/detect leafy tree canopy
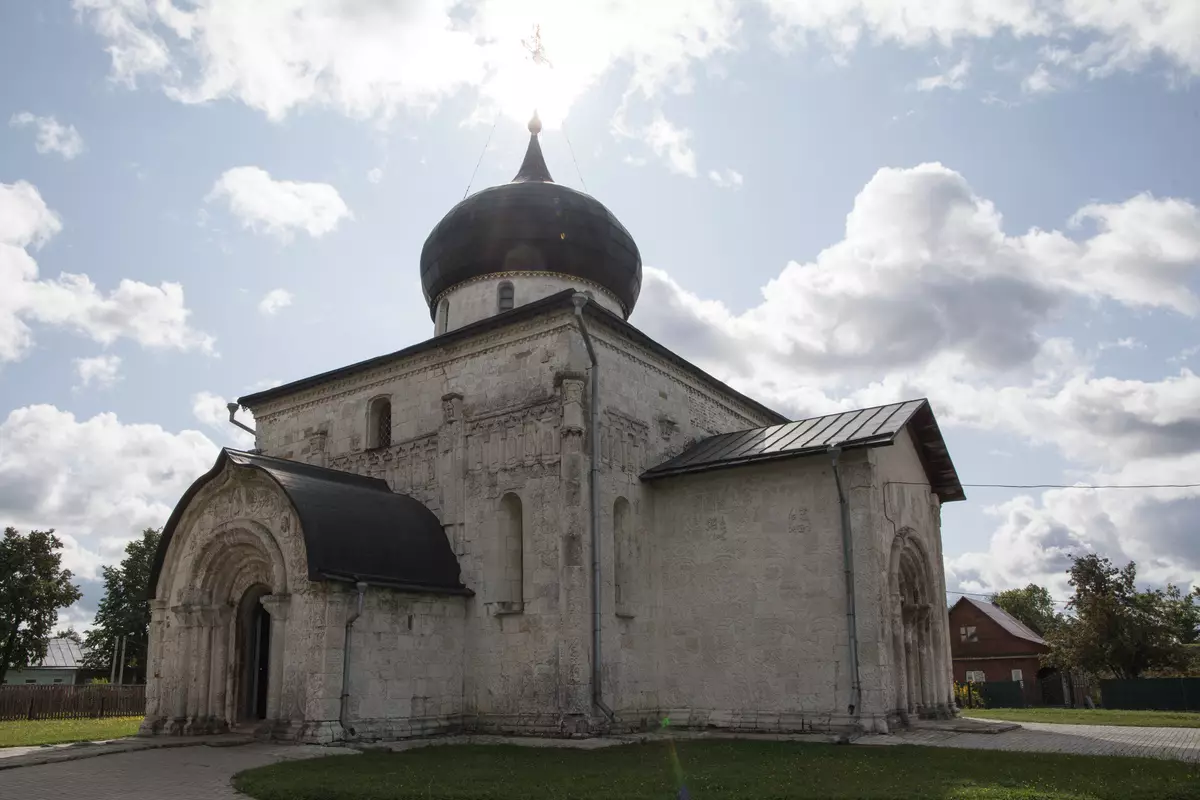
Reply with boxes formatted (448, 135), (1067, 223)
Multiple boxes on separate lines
(0, 527), (82, 684)
(82, 528), (161, 683)
(990, 583), (1061, 636)
(1045, 553), (1198, 679)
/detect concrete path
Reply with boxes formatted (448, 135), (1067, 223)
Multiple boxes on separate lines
(0, 741), (354, 800)
(869, 718), (1200, 762)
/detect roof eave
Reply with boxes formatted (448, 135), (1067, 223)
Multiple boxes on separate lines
(641, 436), (894, 482)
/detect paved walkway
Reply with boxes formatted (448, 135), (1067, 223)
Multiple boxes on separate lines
(870, 718), (1200, 762)
(0, 741), (354, 800)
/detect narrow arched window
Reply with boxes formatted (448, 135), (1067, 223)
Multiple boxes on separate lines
(497, 281), (515, 312)
(498, 493), (524, 611)
(368, 397), (392, 449)
(614, 497), (634, 616)
(437, 299), (450, 334)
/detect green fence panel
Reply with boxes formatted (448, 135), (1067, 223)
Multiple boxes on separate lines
(979, 681), (1027, 708)
(1100, 678), (1200, 711)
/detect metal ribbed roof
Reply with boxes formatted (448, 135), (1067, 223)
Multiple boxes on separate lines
(150, 449), (472, 598)
(35, 637), (84, 669)
(642, 398), (965, 503)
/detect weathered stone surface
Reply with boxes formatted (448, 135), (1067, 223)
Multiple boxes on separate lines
(146, 305), (953, 742)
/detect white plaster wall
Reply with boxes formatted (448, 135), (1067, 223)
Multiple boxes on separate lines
(435, 274), (624, 335)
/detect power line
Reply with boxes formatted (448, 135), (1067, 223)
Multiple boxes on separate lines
(948, 589), (1072, 605)
(462, 117), (498, 200)
(561, 119), (589, 193)
(887, 480), (1200, 491)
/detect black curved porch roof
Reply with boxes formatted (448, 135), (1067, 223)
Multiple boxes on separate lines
(149, 449), (471, 599)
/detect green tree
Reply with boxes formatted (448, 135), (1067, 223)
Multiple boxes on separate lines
(82, 528), (161, 683)
(0, 527), (83, 684)
(54, 627), (82, 644)
(990, 583), (1060, 636)
(1045, 554), (1192, 679)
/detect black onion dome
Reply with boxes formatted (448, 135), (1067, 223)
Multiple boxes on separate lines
(420, 115), (642, 319)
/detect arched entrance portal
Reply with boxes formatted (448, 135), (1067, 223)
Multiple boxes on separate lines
(237, 584), (272, 722)
(888, 530), (949, 720)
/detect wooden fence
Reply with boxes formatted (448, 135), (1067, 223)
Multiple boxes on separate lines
(0, 684), (145, 721)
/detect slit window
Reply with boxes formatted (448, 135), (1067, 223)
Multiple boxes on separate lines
(498, 282), (515, 312)
(369, 397), (392, 449)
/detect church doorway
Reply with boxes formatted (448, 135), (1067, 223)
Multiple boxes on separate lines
(237, 585), (272, 722)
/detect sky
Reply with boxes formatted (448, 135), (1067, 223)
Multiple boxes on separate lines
(1, 0), (1198, 631)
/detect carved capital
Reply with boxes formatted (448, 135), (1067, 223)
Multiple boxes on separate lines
(259, 593), (291, 621)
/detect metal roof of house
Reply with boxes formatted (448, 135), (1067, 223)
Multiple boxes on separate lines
(150, 449), (472, 598)
(33, 637), (84, 670)
(957, 596), (1047, 646)
(641, 398), (965, 502)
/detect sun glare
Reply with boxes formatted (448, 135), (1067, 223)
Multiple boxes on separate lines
(481, 24), (585, 130)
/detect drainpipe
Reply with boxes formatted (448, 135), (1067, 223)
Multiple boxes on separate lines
(571, 293), (615, 722)
(226, 402), (256, 437)
(829, 447), (863, 729)
(339, 581), (368, 738)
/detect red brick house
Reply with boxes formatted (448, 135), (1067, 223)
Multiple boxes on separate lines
(949, 596), (1052, 705)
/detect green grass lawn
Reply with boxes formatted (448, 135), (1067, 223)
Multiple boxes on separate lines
(963, 708), (1200, 728)
(233, 740), (1200, 800)
(0, 716), (142, 748)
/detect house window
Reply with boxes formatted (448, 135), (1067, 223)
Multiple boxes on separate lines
(368, 397), (392, 449)
(52, 679), (63, 684)
(497, 281), (515, 312)
(965, 670), (986, 683)
(959, 625), (977, 643)
(1011, 669), (1024, 684)
(25, 679), (35, 684)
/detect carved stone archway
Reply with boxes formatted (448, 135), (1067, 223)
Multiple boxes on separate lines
(887, 529), (949, 720)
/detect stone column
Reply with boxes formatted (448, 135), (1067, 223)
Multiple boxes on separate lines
(259, 594), (291, 722)
(207, 606), (233, 731)
(891, 602), (907, 714)
(919, 608), (936, 713)
(171, 606), (194, 734)
(904, 613), (919, 714)
(142, 599), (169, 724)
(557, 372), (592, 725)
(188, 608), (216, 733)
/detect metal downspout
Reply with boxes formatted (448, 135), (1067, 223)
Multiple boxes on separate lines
(571, 293), (615, 721)
(829, 448), (863, 730)
(339, 581), (368, 738)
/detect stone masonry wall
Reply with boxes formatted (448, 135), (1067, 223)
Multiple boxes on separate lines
(645, 456), (859, 732)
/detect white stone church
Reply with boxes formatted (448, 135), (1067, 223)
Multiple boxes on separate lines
(142, 117), (965, 743)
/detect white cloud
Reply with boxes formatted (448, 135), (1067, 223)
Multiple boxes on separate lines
(0, 404), (218, 580)
(366, 167), (384, 184)
(0, 181), (215, 363)
(632, 162), (1200, 595)
(73, 354), (122, 388)
(9, 112), (85, 160)
(762, 0), (1200, 78)
(73, 0), (740, 125)
(916, 55), (971, 91)
(635, 163), (1200, 401)
(1022, 62), (1063, 93)
(258, 288), (294, 316)
(207, 167), (352, 241)
(191, 391), (255, 449)
(708, 168), (744, 188)
(641, 113), (698, 177)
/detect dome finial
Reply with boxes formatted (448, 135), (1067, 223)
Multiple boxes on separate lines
(512, 111), (553, 183)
